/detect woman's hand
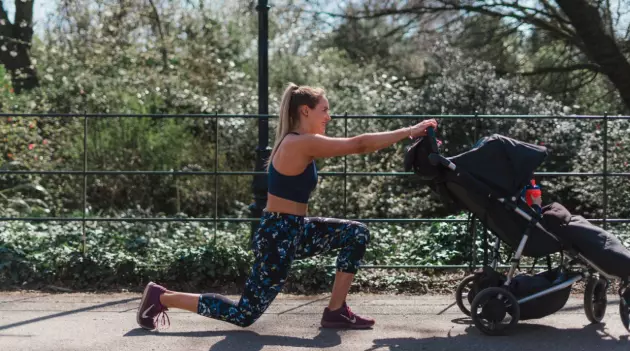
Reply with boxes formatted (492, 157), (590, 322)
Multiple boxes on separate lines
(409, 119), (438, 138)
(530, 193), (543, 206)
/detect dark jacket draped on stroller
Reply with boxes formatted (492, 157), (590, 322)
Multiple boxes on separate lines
(540, 202), (630, 278)
(404, 132), (630, 336)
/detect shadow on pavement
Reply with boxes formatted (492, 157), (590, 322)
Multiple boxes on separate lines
(0, 297), (139, 332)
(366, 323), (630, 351)
(125, 327), (343, 350)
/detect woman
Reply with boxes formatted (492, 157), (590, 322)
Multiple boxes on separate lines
(136, 83), (438, 331)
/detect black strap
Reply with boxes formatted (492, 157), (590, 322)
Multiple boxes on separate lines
(466, 213), (475, 272)
(482, 216), (489, 267)
(276, 132), (300, 151)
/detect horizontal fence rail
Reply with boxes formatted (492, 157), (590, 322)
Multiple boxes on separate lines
(2, 112), (630, 119)
(2, 112), (629, 270)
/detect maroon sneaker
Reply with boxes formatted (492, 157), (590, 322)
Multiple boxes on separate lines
(136, 282), (170, 330)
(321, 301), (375, 329)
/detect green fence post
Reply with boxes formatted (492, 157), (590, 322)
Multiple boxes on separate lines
(82, 113), (88, 256)
(603, 111), (609, 230)
(343, 112), (348, 216)
(215, 112), (219, 243)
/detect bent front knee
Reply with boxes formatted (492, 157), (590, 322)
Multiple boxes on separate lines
(234, 311), (262, 328)
(354, 223), (370, 247)
(236, 319), (256, 328)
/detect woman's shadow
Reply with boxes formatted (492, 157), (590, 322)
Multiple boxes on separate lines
(124, 327), (343, 351)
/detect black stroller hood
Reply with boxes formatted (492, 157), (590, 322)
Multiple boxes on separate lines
(449, 134), (548, 196)
(406, 134), (548, 197)
(406, 134), (558, 257)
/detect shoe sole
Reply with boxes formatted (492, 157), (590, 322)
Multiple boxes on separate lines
(136, 282), (156, 330)
(321, 320), (374, 329)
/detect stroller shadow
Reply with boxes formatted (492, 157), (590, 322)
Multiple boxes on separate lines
(124, 327), (342, 351)
(367, 323), (629, 351)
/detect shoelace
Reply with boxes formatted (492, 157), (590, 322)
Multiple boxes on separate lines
(154, 308), (171, 330)
(344, 304), (355, 318)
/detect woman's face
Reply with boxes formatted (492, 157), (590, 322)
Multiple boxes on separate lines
(302, 96), (331, 135)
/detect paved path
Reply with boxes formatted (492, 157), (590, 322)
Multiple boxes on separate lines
(1, 292), (629, 351)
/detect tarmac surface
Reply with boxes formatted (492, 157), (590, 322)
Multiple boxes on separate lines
(1, 291), (629, 351)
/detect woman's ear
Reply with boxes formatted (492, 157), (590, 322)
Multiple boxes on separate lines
(300, 105), (309, 118)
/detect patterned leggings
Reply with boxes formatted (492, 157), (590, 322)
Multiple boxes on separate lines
(196, 211), (370, 327)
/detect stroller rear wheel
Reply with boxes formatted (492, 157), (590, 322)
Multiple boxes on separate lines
(619, 287), (630, 331)
(584, 277), (608, 324)
(471, 287), (520, 336)
(455, 274), (477, 316)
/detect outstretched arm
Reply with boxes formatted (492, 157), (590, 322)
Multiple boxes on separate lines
(296, 119), (438, 159)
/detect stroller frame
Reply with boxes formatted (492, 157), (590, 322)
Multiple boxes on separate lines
(422, 130), (630, 335)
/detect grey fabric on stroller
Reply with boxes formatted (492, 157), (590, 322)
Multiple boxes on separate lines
(541, 202), (630, 278)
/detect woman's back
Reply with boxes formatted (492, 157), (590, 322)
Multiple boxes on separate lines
(267, 133), (317, 215)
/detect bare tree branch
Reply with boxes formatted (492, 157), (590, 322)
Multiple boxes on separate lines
(381, 14), (421, 38)
(517, 63), (602, 76)
(311, 1), (584, 51)
(147, 0), (168, 70)
(556, 0), (630, 110)
(307, 0), (630, 110)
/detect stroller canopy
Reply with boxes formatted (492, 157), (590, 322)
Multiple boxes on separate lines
(448, 134), (548, 197)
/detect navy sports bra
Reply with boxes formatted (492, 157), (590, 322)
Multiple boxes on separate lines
(268, 133), (318, 204)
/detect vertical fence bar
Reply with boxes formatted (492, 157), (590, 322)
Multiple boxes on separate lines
(343, 112), (348, 216)
(82, 114), (88, 255)
(473, 110), (479, 145)
(214, 113), (219, 243)
(603, 112), (609, 230)
(470, 111), (479, 270)
(251, 0), (271, 236)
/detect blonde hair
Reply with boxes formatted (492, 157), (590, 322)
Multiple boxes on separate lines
(266, 82), (325, 171)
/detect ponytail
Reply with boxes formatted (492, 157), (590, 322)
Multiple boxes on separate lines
(266, 83), (325, 171)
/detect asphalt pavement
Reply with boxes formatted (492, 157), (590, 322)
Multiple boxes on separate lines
(1, 291), (629, 351)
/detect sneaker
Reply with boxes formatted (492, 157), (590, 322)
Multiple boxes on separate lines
(136, 282), (170, 330)
(321, 301), (375, 329)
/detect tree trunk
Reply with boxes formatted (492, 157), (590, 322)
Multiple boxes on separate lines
(0, 0), (38, 93)
(556, 0), (630, 111)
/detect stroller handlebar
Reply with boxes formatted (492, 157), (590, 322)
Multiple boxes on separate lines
(426, 126), (457, 170)
(427, 127), (439, 154)
(429, 153), (457, 170)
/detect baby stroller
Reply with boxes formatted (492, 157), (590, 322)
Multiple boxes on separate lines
(404, 128), (630, 336)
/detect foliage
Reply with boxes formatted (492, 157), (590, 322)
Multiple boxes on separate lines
(0, 0), (620, 221)
(0, 211), (526, 292)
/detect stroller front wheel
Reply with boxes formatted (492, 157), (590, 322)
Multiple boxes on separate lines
(455, 274), (477, 316)
(584, 277), (608, 324)
(471, 287), (520, 336)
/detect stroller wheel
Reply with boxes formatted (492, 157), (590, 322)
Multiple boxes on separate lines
(584, 277), (608, 324)
(471, 287), (520, 336)
(619, 288), (630, 331)
(455, 274), (477, 316)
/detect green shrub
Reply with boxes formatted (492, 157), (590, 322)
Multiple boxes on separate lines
(0, 209), (523, 293)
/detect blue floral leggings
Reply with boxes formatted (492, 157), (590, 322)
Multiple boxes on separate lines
(196, 211), (370, 327)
